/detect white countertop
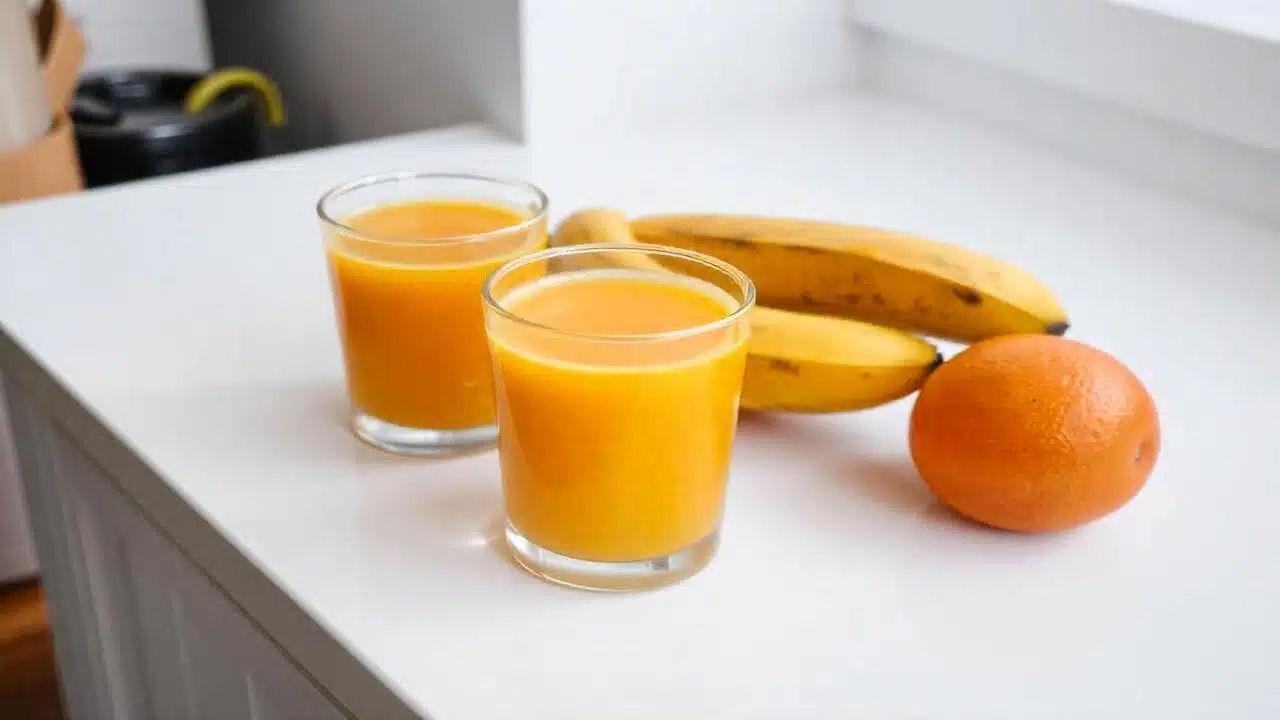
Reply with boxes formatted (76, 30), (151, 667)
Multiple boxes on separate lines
(1, 95), (1278, 718)
(1113, 0), (1280, 42)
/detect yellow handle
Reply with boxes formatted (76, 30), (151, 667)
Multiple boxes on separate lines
(183, 67), (287, 127)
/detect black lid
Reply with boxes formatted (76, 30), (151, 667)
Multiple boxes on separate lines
(72, 70), (259, 157)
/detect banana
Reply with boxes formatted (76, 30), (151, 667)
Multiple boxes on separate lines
(630, 214), (1069, 343)
(743, 306), (940, 413)
(552, 209), (941, 412)
(551, 208), (655, 271)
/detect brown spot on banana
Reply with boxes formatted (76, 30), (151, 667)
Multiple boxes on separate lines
(1045, 321), (1070, 336)
(749, 402), (816, 413)
(712, 236), (758, 251)
(911, 297), (934, 316)
(766, 358), (803, 376)
(951, 287), (983, 306)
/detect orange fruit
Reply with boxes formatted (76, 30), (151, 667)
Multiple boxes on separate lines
(909, 335), (1159, 533)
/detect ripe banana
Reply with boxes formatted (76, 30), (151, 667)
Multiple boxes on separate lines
(743, 306), (940, 413)
(550, 208), (650, 271)
(630, 214), (1069, 343)
(552, 209), (941, 412)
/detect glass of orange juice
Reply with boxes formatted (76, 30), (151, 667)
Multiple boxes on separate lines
(318, 172), (548, 455)
(482, 243), (755, 591)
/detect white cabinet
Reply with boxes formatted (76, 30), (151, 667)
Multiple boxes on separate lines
(4, 381), (348, 720)
(0, 383), (37, 583)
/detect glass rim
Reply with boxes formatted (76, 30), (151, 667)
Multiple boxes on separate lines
(481, 243), (757, 343)
(315, 170), (549, 247)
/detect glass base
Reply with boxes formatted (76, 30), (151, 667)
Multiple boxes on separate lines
(504, 522), (720, 592)
(352, 411), (497, 457)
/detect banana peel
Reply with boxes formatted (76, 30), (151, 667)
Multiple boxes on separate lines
(631, 214), (1069, 343)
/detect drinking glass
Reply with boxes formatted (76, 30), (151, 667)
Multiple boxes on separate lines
(482, 243), (755, 590)
(318, 172), (548, 455)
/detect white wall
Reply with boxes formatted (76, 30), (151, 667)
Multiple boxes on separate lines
(63, 0), (212, 73)
(204, 0), (857, 150)
(849, 0), (1280, 225)
(850, 0), (1280, 154)
(520, 0), (858, 144)
(206, 0), (523, 151)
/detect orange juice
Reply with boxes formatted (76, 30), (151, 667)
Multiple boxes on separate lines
(327, 200), (544, 431)
(489, 269), (750, 562)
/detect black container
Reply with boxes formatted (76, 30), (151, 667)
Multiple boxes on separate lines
(72, 70), (264, 188)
